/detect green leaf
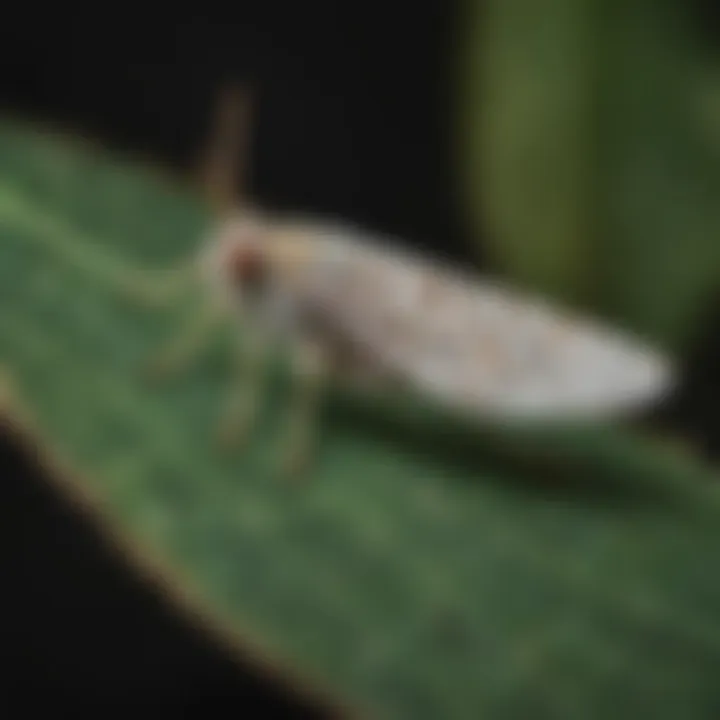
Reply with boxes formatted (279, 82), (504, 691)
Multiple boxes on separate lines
(460, 0), (720, 350)
(3, 120), (720, 719)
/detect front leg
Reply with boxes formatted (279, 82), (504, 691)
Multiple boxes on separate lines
(114, 259), (200, 312)
(144, 296), (228, 382)
(277, 340), (329, 479)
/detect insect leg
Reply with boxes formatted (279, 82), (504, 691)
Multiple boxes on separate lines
(276, 341), (329, 478)
(118, 260), (200, 311)
(215, 329), (270, 450)
(144, 295), (228, 382)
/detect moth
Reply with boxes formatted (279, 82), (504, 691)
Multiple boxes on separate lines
(142, 207), (675, 475)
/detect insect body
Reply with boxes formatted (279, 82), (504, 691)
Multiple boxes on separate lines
(150, 209), (675, 474)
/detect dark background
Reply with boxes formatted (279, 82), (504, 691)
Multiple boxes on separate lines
(0, 4), (719, 715)
(2, 7), (468, 260)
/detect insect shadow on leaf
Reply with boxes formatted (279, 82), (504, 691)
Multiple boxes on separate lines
(322, 386), (684, 513)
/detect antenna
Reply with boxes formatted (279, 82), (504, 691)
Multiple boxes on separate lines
(196, 81), (254, 215)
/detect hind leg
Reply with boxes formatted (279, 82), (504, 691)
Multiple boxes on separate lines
(275, 341), (329, 478)
(215, 329), (271, 451)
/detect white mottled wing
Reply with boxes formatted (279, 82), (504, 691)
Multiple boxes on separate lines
(292, 223), (675, 420)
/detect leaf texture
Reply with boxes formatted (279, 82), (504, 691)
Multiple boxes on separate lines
(2, 121), (720, 719)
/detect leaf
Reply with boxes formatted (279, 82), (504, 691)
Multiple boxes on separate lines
(460, 0), (720, 350)
(3, 120), (720, 719)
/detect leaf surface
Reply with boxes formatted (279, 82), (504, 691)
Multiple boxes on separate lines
(2, 121), (720, 719)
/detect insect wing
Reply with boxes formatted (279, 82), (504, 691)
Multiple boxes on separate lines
(295, 225), (675, 421)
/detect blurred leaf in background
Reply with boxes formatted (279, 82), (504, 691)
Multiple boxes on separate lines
(460, 0), (720, 353)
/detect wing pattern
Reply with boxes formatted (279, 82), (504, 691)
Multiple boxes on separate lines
(290, 225), (674, 419)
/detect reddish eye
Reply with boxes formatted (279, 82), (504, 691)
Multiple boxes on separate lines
(229, 247), (267, 290)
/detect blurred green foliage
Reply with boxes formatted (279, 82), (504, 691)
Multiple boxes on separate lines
(461, 0), (720, 352)
(2, 121), (720, 718)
